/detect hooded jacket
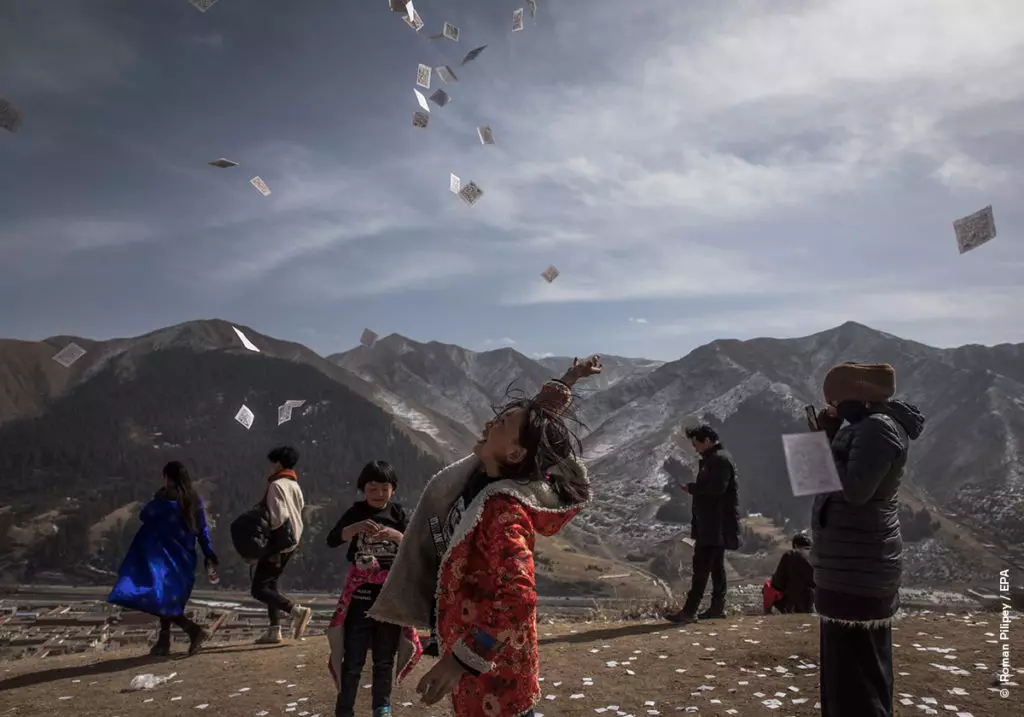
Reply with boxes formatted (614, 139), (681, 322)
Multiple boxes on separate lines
(686, 444), (740, 550)
(811, 400), (925, 612)
(370, 453), (589, 717)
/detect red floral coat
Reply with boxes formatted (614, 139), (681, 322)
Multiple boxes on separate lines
(439, 492), (583, 717)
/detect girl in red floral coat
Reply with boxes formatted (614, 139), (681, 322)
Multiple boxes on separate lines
(370, 356), (602, 717)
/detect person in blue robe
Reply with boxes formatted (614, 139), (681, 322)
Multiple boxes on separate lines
(108, 461), (219, 656)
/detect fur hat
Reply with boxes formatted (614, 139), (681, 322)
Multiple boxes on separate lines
(823, 362), (896, 404)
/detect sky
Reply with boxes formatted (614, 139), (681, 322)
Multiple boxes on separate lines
(1, 0), (1023, 362)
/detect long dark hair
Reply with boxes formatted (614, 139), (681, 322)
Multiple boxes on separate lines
(491, 384), (590, 505)
(160, 461), (202, 534)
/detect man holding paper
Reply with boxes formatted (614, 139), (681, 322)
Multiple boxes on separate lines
(809, 362), (925, 717)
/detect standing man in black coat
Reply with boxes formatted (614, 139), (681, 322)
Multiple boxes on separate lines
(665, 424), (740, 623)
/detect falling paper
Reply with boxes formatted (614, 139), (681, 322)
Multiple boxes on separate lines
(52, 342), (87, 368)
(208, 158), (237, 168)
(412, 111), (430, 129)
(250, 176), (271, 196)
(541, 265), (560, 283)
(284, 400), (306, 409)
(443, 22), (460, 41)
(0, 98), (24, 133)
(437, 65), (458, 83)
(405, 0), (416, 23)
(461, 45), (487, 65)
(414, 88), (430, 113)
(232, 326), (260, 352)
(781, 432), (843, 497)
(360, 328), (379, 349)
(477, 126), (495, 145)
(403, 7), (424, 32)
(953, 205), (996, 254)
(429, 89), (451, 107)
(512, 8), (525, 32)
(527, 0), (537, 18)
(188, 0), (220, 12)
(449, 173), (461, 193)
(458, 181), (483, 206)
(234, 405), (255, 430)
(278, 405), (292, 426)
(416, 64), (431, 89)
(388, 0), (407, 12)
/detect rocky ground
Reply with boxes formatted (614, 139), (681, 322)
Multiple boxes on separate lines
(0, 612), (1019, 717)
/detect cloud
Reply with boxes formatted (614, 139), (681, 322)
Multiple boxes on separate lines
(629, 317), (649, 324)
(531, 352), (555, 360)
(483, 337), (517, 347)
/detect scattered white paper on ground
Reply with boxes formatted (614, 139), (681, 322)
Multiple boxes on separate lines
(234, 404), (254, 430)
(52, 342), (87, 368)
(781, 431), (843, 496)
(232, 326), (260, 352)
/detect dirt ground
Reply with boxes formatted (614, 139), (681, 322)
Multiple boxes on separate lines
(0, 613), (1016, 716)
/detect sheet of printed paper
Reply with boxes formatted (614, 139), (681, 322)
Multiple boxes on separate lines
(527, 0), (537, 19)
(953, 205), (997, 254)
(414, 88), (430, 112)
(781, 432), (843, 497)
(449, 173), (461, 194)
(477, 125), (495, 145)
(461, 45), (487, 65)
(541, 265), (560, 283)
(234, 405), (255, 430)
(429, 89), (450, 107)
(232, 326), (260, 352)
(405, 0), (416, 23)
(388, 0), (408, 12)
(250, 176), (271, 196)
(208, 158), (237, 168)
(416, 63), (431, 89)
(512, 8), (525, 32)
(0, 98), (24, 133)
(403, 7), (424, 32)
(188, 0), (220, 12)
(412, 110), (430, 128)
(360, 328), (379, 348)
(277, 405), (292, 426)
(458, 181), (483, 206)
(443, 22), (460, 41)
(436, 65), (458, 83)
(52, 342), (87, 368)
(284, 400), (306, 409)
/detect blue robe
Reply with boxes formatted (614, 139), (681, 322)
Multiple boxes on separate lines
(108, 497), (215, 617)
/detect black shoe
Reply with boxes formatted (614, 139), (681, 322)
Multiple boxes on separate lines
(664, 609), (697, 624)
(149, 631), (171, 657)
(187, 627), (212, 657)
(422, 638), (439, 657)
(698, 609), (727, 620)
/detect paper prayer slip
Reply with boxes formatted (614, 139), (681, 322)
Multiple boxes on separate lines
(360, 328), (379, 348)
(429, 89), (450, 107)
(188, 0), (220, 12)
(278, 405), (292, 426)
(405, 0), (416, 23)
(436, 65), (458, 83)
(541, 265), (560, 283)
(781, 432), (843, 497)
(414, 88), (430, 113)
(412, 111), (430, 128)
(389, 0), (408, 11)
(458, 181), (483, 206)
(208, 158), (237, 168)
(953, 205), (996, 254)
(250, 176), (271, 196)
(443, 22), (460, 41)
(449, 173), (461, 193)
(52, 343), (87, 368)
(232, 326), (260, 352)
(416, 64), (431, 89)
(513, 8), (525, 32)
(527, 0), (537, 19)
(403, 6), (424, 32)
(477, 126), (495, 145)
(461, 46), (487, 65)
(0, 99), (25, 133)
(284, 399), (305, 409)
(234, 405), (255, 430)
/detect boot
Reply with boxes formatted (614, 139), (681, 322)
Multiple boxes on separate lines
(697, 608), (727, 620)
(186, 625), (212, 657)
(663, 608), (697, 624)
(256, 625), (283, 644)
(373, 707), (392, 717)
(149, 629), (171, 657)
(290, 604), (313, 639)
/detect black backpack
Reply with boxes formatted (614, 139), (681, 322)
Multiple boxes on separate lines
(230, 505), (272, 561)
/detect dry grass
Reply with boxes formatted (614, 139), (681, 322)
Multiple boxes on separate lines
(0, 613), (1015, 717)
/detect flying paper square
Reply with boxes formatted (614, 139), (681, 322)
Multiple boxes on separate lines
(416, 64), (431, 89)
(277, 405), (292, 426)
(188, 0), (220, 12)
(477, 126), (495, 145)
(412, 111), (430, 128)
(449, 173), (461, 193)
(250, 176), (271, 196)
(208, 158), (237, 168)
(52, 342), (87, 368)
(541, 265), (560, 283)
(461, 45), (487, 65)
(360, 329), (379, 348)
(388, 0), (407, 11)
(429, 89), (451, 107)
(458, 181), (483, 206)
(284, 400), (306, 409)
(403, 7), (424, 32)
(234, 405), (255, 430)
(437, 65), (458, 83)
(414, 88), (430, 113)
(512, 8), (525, 32)
(443, 22), (460, 41)
(0, 99), (24, 133)
(953, 205), (996, 254)
(232, 326), (260, 352)
(527, 0), (537, 18)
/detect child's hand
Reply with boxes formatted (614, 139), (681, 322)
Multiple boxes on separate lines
(368, 526), (403, 543)
(354, 519), (381, 535)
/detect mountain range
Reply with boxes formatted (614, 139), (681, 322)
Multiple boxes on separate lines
(0, 319), (1020, 594)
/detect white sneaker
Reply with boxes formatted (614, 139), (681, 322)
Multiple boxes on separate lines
(255, 625), (282, 644)
(290, 605), (312, 639)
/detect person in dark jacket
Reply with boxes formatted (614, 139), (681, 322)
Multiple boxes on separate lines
(763, 533), (815, 614)
(665, 424), (740, 623)
(811, 362), (925, 717)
